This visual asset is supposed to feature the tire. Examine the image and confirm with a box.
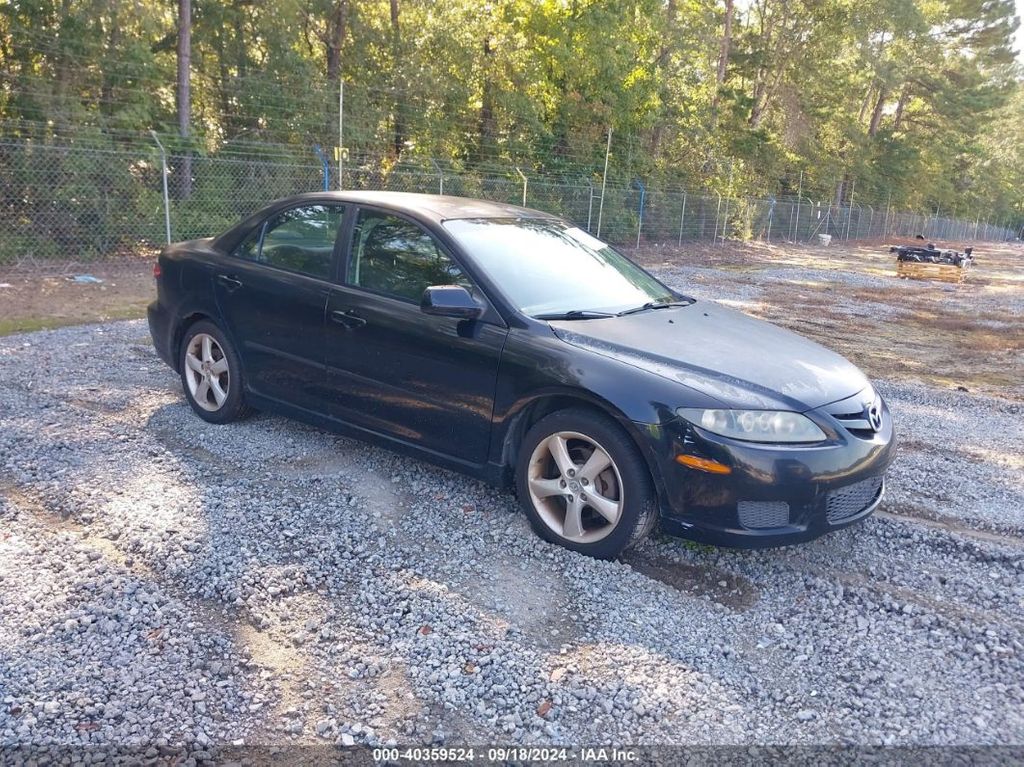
[515,408,657,559]
[178,320,252,424]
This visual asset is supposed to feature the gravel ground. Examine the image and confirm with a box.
[1,317,1023,752]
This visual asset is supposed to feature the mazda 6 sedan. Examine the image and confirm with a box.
[148,191,895,558]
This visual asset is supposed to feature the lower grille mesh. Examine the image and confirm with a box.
[737,501,790,530]
[826,476,884,524]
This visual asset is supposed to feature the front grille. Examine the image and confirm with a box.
[826,476,884,524]
[822,387,883,439]
[738,501,790,530]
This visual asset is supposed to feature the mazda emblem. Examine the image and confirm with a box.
[868,404,882,431]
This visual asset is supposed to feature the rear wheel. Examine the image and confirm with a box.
[178,320,251,423]
[515,408,657,559]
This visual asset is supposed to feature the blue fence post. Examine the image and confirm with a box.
[633,179,646,248]
[313,145,330,191]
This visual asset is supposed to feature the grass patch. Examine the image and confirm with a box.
[0,303,148,337]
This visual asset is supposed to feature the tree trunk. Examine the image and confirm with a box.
[651,0,677,155]
[868,84,889,136]
[234,7,247,81]
[177,0,192,199]
[99,10,120,118]
[749,78,771,128]
[215,27,233,134]
[390,0,405,158]
[746,0,772,128]
[893,87,910,132]
[834,176,847,208]
[712,0,733,115]
[326,0,349,83]
[716,0,733,89]
[858,85,872,124]
[477,35,495,163]
[54,0,73,133]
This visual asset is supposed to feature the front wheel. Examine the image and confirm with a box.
[178,320,252,424]
[515,408,657,559]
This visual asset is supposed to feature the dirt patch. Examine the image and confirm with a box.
[0,260,153,335]
[623,550,760,611]
[632,239,1024,400]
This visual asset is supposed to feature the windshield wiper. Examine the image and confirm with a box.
[616,299,695,317]
[533,309,617,321]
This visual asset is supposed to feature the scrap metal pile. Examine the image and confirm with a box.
[890,242,974,267]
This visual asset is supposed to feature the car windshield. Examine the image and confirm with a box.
[442,218,676,317]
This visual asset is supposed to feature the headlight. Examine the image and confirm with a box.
[677,408,827,443]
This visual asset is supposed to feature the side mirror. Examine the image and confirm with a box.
[420,285,484,320]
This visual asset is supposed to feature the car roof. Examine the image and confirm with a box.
[280,191,557,223]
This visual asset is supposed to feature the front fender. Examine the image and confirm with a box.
[489,326,722,495]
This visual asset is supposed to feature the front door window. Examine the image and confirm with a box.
[347,210,470,300]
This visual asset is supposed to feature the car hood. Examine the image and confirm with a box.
[550,301,870,411]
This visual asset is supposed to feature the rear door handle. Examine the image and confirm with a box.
[330,309,367,329]
[217,274,243,291]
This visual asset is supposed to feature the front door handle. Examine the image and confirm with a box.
[217,274,243,291]
[330,309,367,329]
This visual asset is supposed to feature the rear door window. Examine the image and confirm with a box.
[235,204,345,280]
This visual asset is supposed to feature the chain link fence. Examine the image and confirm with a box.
[1,138,1016,275]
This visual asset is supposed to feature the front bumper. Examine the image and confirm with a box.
[639,405,895,548]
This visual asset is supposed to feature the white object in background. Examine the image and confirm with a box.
[817,234,832,246]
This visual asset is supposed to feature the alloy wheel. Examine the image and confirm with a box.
[526,431,624,543]
[184,333,230,412]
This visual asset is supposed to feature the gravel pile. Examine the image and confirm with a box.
[1,320,1022,750]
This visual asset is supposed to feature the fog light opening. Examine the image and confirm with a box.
[674,454,732,474]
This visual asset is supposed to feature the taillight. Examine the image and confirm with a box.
[153,261,162,280]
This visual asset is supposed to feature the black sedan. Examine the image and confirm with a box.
[148,192,895,558]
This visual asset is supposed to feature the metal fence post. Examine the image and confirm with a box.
[844,179,855,240]
[337,78,345,190]
[633,179,646,248]
[312,145,330,190]
[586,181,595,232]
[714,192,723,244]
[721,163,734,243]
[677,191,687,246]
[515,167,528,206]
[792,169,803,242]
[149,131,172,244]
[597,128,611,238]
[430,157,444,195]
